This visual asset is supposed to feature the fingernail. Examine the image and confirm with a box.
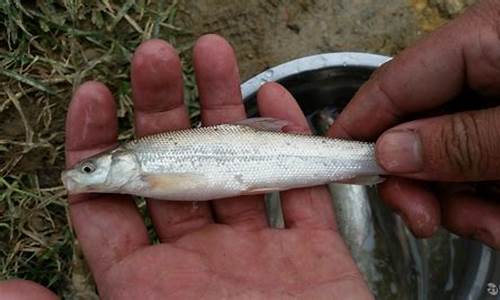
[377,130,423,173]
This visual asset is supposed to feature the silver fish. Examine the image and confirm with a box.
[61,118,385,201]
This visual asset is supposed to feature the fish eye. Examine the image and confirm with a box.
[80,162,96,174]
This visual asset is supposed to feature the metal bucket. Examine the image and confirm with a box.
[240,53,499,300]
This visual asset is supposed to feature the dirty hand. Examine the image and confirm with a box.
[63,35,372,299]
[0,280,58,300]
[330,0,500,249]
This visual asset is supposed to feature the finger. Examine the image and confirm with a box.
[329,0,500,140]
[375,107,500,181]
[193,34,267,230]
[131,39,213,242]
[439,185,500,249]
[66,82,148,282]
[0,280,58,300]
[195,35,246,124]
[258,82,337,230]
[377,177,440,237]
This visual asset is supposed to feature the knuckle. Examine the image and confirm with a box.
[371,77,404,119]
[469,0,500,24]
[465,1,500,93]
[441,113,485,176]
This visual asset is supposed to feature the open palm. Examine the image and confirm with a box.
[64,35,372,300]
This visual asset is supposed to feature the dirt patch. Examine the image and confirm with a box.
[411,0,475,31]
[177,0,474,80]
[177,0,419,79]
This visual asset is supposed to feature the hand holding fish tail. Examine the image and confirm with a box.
[330,0,500,249]
[62,35,373,299]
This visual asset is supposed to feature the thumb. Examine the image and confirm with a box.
[376,107,500,181]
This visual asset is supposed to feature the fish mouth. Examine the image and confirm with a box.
[61,171,73,191]
[61,171,82,193]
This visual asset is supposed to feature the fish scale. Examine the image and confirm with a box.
[120,124,384,200]
[62,121,386,201]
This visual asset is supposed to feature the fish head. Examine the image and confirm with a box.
[61,149,140,194]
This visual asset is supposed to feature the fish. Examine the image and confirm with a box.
[61,118,386,201]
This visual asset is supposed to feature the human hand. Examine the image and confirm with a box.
[65,35,372,299]
[0,280,58,300]
[329,0,500,248]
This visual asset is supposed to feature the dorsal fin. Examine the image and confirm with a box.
[233,118,288,132]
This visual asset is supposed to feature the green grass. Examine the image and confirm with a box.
[0,0,197,297]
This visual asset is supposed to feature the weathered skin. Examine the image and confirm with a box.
[61,121,384,201]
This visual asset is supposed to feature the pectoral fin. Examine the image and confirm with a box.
[234,118,288,132]
[143,173,206,191]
